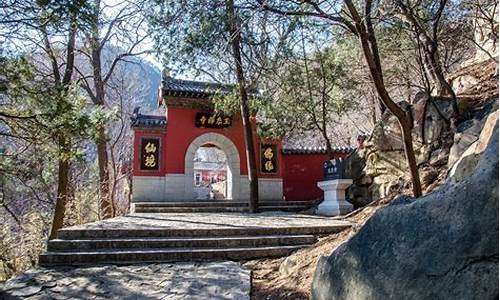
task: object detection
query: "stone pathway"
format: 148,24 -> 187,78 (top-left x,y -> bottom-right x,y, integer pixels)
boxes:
61,211 -> 350,230
0,262 -> 250,300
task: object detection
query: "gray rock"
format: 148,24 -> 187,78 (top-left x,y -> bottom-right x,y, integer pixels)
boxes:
311,126 -> 499,300
279,256 -> 298,276
345,149 -> 373,208
450,111 -> 499,181
448,112 -> 493,168
428,148 -> 449,166
448,132 -> 478,167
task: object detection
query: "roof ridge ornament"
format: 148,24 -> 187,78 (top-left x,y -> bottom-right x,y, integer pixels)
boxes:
162,68 -> 172,81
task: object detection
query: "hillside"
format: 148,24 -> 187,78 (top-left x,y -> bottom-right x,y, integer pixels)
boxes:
246,58 -> 499,299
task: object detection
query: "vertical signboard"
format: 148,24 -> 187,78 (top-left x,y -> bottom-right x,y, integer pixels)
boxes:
140,138 -> 160,171
260,144 -> 278,173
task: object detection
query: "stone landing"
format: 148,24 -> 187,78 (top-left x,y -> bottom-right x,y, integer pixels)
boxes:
39,212 -> 351,266
0,262 -> 251,300
132,200 -> 319,213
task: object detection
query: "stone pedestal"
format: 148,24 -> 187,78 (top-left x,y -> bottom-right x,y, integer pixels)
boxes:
316,179 -> 353,216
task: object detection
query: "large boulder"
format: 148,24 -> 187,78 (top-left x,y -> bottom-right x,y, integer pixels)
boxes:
312,125 -> 499,299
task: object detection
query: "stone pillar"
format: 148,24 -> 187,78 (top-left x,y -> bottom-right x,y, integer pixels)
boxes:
316,179 -> 353,216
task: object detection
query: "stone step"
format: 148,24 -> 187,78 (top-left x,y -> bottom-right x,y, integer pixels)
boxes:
47,235 -> 317,251
259,201 -> 318,206
58,225 -> 349,240
39,245 -> 308,266
134,201 -> 248,208
133,200 -> 316,207
257,205 -> 310,212
134,206 -> 310,213
134,206 -> 249,213
133,201 -> 317,213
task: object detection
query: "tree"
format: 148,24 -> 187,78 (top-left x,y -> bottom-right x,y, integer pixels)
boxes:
0,0 -> 98,238
226,0 -> 259,211
75,0 -> 152,218
391,0 -> 459,117
148,0 -> 270,211
260,35 -> 362,155
258,0 -> 423,197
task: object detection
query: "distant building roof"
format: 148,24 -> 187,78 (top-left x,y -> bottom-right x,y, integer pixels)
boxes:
130,107 -> 166,130
282,146 -> 353,155
194,161 -> 227,171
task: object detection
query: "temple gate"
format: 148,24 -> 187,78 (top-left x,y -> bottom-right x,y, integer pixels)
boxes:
131,76 -> 284,201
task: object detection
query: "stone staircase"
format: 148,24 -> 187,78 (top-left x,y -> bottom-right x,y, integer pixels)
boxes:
133,200 -> 318,213
39,216 -> 349,266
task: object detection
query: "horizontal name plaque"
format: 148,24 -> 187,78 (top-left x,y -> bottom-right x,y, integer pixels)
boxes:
195,112 -> 232,128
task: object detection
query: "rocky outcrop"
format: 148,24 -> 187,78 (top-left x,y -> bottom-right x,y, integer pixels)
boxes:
347,95 -> 457,201
311,123 -> 499,300
450,110 -> 498,181
346,86 -> 498,205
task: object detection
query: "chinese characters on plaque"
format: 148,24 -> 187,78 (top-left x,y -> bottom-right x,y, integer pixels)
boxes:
195,112 -> 232,128
261,144 -> 277,173
323,158 -> 344,180
140,138 -> 160,171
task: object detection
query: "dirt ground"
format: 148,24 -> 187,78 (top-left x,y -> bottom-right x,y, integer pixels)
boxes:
244,195 -> 400,300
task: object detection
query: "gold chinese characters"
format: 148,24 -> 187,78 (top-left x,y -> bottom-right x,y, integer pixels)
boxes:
141,139 -> 160,170
261,145 -> 277,173
195,112 -> 232,128
144,155 -> 156,167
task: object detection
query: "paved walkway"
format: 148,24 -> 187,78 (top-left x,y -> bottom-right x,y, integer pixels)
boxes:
1,212 -> 350,299
0,262 -> 250,300
62,211 -> 351,230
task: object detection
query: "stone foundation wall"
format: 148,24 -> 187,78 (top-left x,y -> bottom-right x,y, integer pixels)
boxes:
132,175 -> 283,201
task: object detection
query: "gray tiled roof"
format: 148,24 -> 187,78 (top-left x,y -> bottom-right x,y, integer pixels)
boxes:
282,146 -> 353,155
162,77 -> 259,98
130,108 -> 166,129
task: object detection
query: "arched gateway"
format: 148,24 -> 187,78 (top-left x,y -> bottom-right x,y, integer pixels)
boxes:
184,132 -> 240,200
130,75 -> 350,203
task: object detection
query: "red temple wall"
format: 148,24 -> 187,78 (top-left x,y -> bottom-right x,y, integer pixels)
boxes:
133,107 -> 282,179
282,152 -> 348,201
132,106 -> 352,201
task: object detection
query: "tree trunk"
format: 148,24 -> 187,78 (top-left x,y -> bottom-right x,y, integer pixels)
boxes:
424,41 -> 459,116
97,126 -> 113,218
345,0 -> 422,197
226,0 -> 259,212
49,12 -> 77,239
322,130 -> 335,159
90,1 -> 113,219
378,96 -> 386,115
399,114 -> 423,197
397,3 -> 459,118
49,136 -> 71,240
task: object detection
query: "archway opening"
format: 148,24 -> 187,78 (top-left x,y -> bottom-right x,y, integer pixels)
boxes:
193,144 -> 229,200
